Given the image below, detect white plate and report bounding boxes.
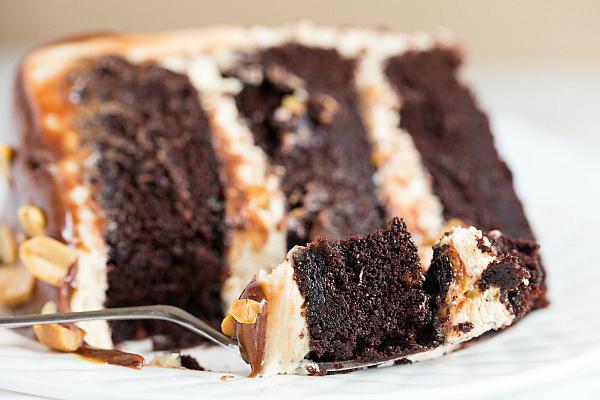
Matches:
[0,105,599,399]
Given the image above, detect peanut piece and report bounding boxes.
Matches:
[0,144,13,179]
[33,301,85,352]
[229,299,263,325]
[19,236,77,286]
[281,95,306,116]
[41,300,57,314]
[17,205,47,237]
[0,224,17,264]
[0,266,35,306]
[221,313,236,338]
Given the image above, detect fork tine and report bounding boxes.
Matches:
[0,305,238,350]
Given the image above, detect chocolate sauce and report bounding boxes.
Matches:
[180,354,204,371]
[76,345,144,369]
[235,279,268,377]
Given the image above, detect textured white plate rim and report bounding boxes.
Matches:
[0,113,598,400]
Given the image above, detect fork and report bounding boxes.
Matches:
[0,305,395,373]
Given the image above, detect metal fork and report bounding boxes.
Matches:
[0,305,394,373]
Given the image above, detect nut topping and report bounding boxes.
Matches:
[311,93,339,125]
[17,205,47,237]
[229,299,263,325]
[281,95,306,116]
[33,301,85,352]
[221,299,264,337]
[0,266,35,306]
[221,313,236,338]
[0,224,17,264]
[265,65,305,90]
[19,236,77,286]
[0,144,13,179]
[40,300,57,314]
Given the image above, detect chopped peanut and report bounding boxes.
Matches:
[19,236,77,286]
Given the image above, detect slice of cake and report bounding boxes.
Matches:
[2,22,544,349]
[226,220,544,376]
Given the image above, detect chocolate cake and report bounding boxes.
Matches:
[1,23,546,350]
[227,219,544,376]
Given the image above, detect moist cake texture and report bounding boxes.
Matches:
[70,56,227,345]
[4,22,545,350]
[385,50,533,238]
[230,220,544,376]
[233,44,384,247]
[291,218,433,363]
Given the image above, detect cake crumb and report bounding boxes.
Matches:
[148,352,205,371]
[180,354,204,371]
[148,353,182,369]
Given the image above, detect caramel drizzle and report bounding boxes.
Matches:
[57,262,78,312]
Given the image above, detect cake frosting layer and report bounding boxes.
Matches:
[11,52,117,348]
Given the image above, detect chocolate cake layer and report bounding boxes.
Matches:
[68,56,227,345]
[291,218,436,363]
[385,49,533,239]
[234,44,384,248]
[486,232,547,312]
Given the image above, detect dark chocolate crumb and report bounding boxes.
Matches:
[306,365,327,376]
[180,354,205,371]
[293,218,437,364]
[454,322,474,333]
[476,237,492,254]
[423,244,455,309]
[479,256,530,292]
